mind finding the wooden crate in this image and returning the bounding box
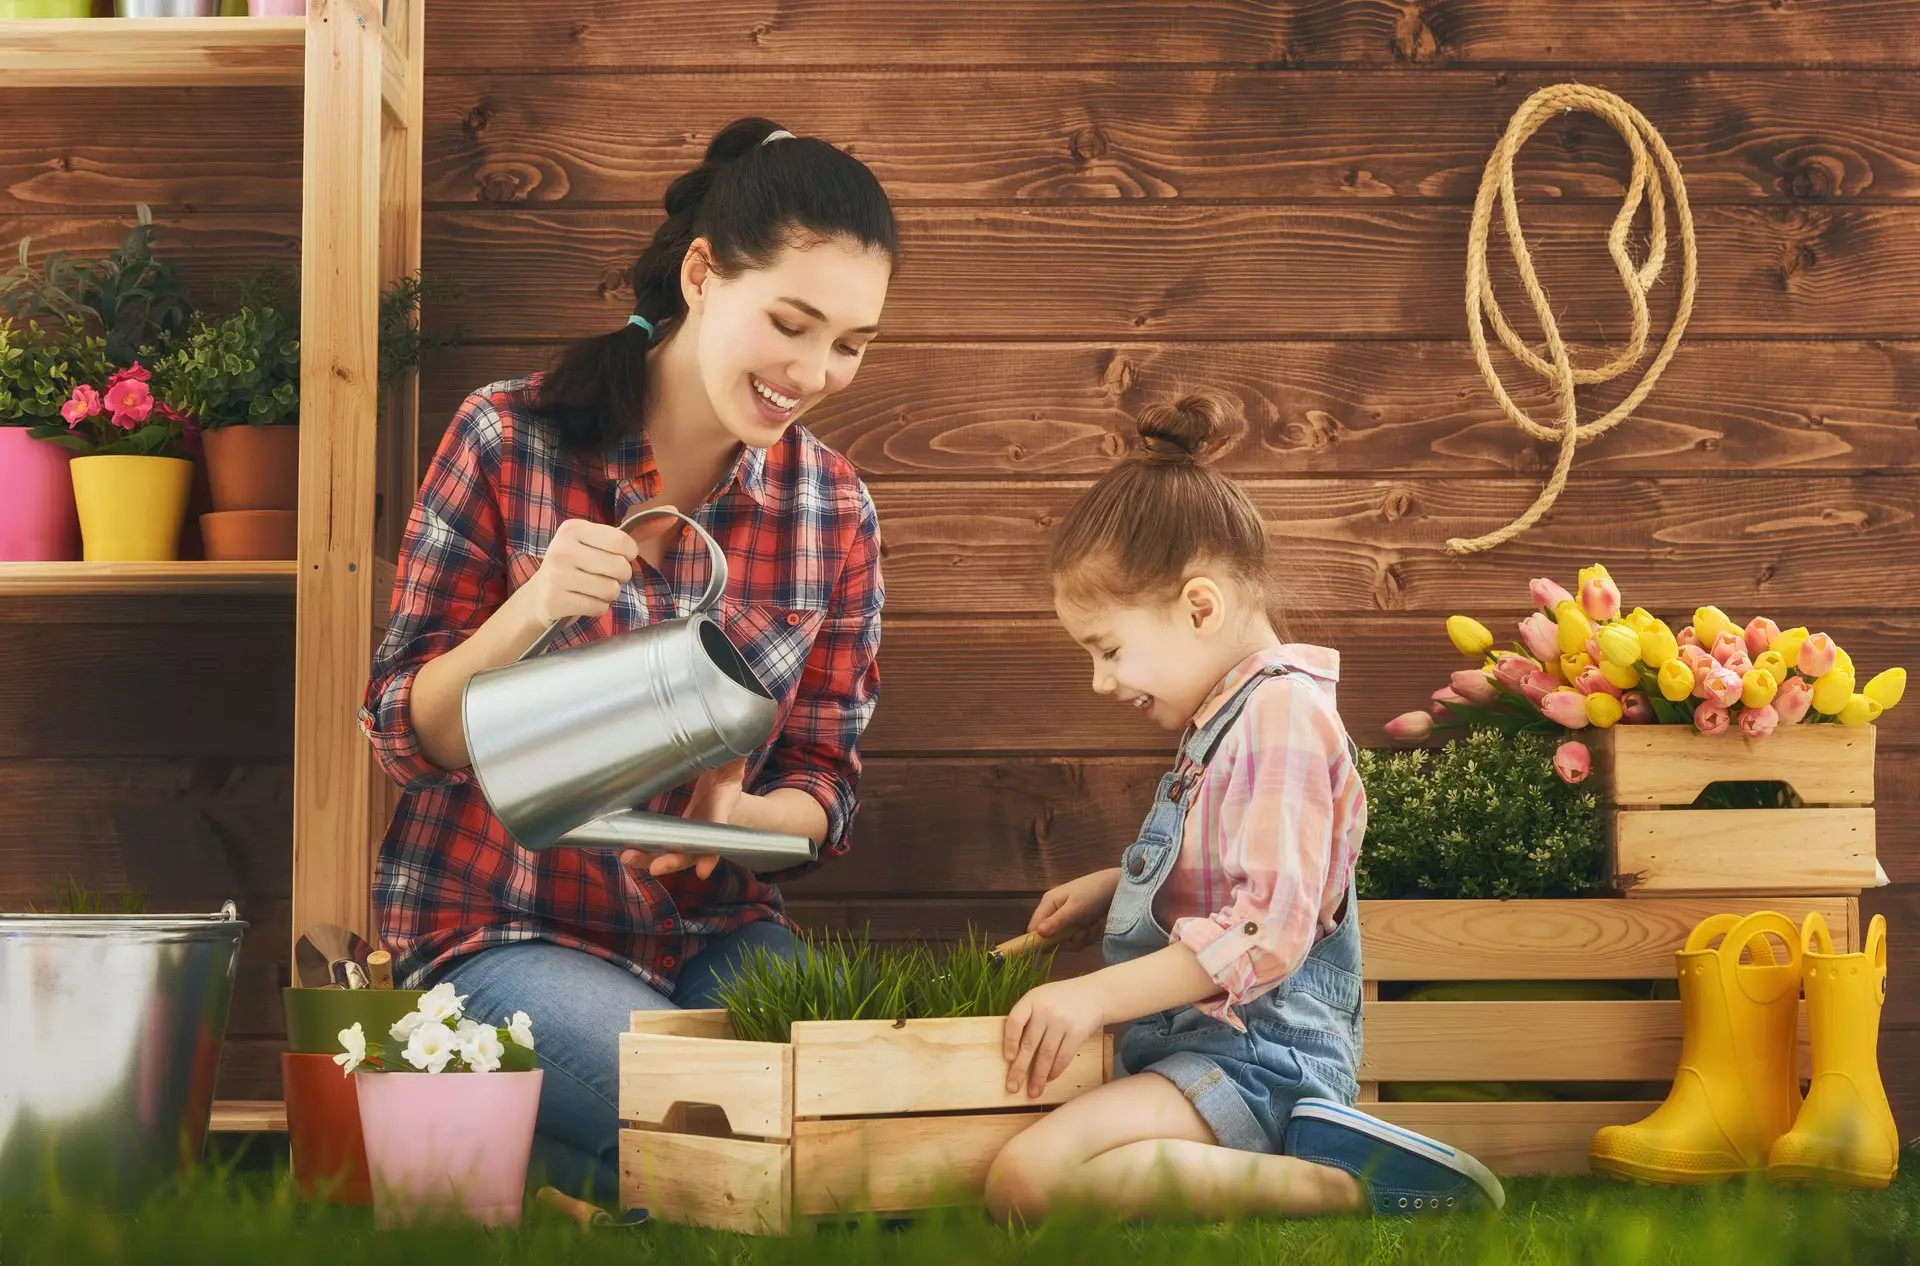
[1595,725,1877,897]
[1358,895,1858,1175]
[617,1009,1112,1233]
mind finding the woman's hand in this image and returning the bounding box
[1027,867,1122,951]
[620,758,746,882]
[517,517,649,630]
[1004,977,1109,1098]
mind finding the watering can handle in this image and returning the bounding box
[518,506,729,661]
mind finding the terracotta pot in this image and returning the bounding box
[200,509,298,561]
[200,424,299,512]
[355,1069,543,1227]
[0,429,80,561]
[68,455,193,562]
[283,1053,372,1204]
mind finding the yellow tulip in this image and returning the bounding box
[1586,692,1624,728]
[1559,652,1595,684]
[1834,645,1854,678]
[1865,667,1907,711]
[1578,563,1614,591]
[1623,607,1657,634]
[1600,660,1641,690]
[1447,615,1493,658]
[1838,693,1883,727]
[1754,650,1789,683]
[1770,626,1809,666]
[1693,606,1735,649]
[1741,668,1778,709]
[1657,658,1695,702]
[1639,621,1680,668]
[1812,668,1856,716]
[1597,624,1642,668]
[1555,601,1595,656]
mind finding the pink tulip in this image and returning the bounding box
[1575,666,1623,699]
[1722,648,1753,678]
[1450,669,1501,705]
[1385,711,1434,742]
[1797,633,1838,678]
[1492,654,1536,693]
[1621,691,1655,724]
[1530,578,1575,612]
[1579,576,1622,622]
[1554,740,1592,785]
[1539,689,1591,729]
[1774,675,1815,724]
[1710,631,1746,665]
[1518,613,1560,664]
[1677,625,1699,649]
[1702,667,1744,709]
[1431,686,1467,717]
[1694,702,1731,735]
[60,384,102,426]
[1583,637,1602,665]
[1744,617,1781,659]
[1521,670,1558,706]
[1739,704,1780,739]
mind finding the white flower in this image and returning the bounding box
[333,1022,367,1076]
[403,1018,457,1073]
[457,1024,505,1074]
[415,981,467,1025]
[389,1010,425,1043]
[505,1011,534,1051]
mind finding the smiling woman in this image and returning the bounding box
[356,116,898,1199]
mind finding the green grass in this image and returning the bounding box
[714,930,1057,1043]
[6,1157,1920,1265]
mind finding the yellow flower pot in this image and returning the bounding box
[69,455,194,562]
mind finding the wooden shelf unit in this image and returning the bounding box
[0,3,425,1134]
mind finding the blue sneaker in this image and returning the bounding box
[1283,1098,1505,1215]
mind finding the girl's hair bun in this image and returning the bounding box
[1135,391,1237,465]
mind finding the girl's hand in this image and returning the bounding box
[1028,867,1122,951]
[519,517,649,629]
[620,758,747,882]
[1004,978,1108,1099]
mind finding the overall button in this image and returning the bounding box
[1127,853,1147,877]
[1243,920,1259,935]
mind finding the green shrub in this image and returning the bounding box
[161,304,300,430]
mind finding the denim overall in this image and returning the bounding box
[1104,665,1365,1154]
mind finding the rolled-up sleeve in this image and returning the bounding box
[1171,678,1343,1025]
[753,484,883,877]
[360,393,509,794]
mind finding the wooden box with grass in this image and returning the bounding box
[616,935,1111,1233]
[1594,725,1878,897]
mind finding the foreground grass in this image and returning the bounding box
[7,1157,1920,1265]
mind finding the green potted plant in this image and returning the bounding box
[0,316,88,561]
[0,205,195,370]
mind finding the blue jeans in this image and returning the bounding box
[432,921,799,1200]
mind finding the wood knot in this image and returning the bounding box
[479,168,533,204]
[1007,444,1028,463]
[1374,563,1407,611]
[1099,354,1136,397]
[595,266,632,301]
[749,21,772,44]
[1382,488,1416,521]
[568,20,590,40]
[462,104,492,138]
[1099,431,1126,459]
[1391,3,1442,64]
[1068,126,1110,165]
[1782,157,1840,201]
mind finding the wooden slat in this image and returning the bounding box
[211,1100,288,1133]
[617,1032,793,1140]
[0,561,296,595]
[863,476,1920,616]
[1604,725,1877,806]
[628,1008,735,1039]
[619,1129,789,1235]
[1357,897,1858,982]
[421,205,1920,342]
[215,1036,291,1102]
[1374,1102,1654,1177]
[426,0,1920,69]
[421,339,1920,480]
[790,1019,1106,1118]
[0,18,305,88]
[792,1113,1043,1217]
[1614,807,1878,895]
[425,69,1920,206]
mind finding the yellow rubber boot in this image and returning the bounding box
[1590,911,1803,1183]
[1768,913,1898,1189]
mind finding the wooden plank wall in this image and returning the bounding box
[3,1,1918,1124]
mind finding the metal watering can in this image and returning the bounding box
[462,507,818,867]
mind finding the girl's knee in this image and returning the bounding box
[985,1128,1060,1222]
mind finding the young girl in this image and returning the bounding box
[984,394,1504,1221]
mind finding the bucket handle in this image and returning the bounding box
[519,506,729,660]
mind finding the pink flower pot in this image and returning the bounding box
[353,1069,542,1228]
[247,0,304,13]
[0,428,80,561]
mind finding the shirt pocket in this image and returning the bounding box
[716,598,826,705]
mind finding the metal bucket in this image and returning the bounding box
[0,902,247,1207]
[114,0,222,15]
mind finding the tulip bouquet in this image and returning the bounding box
[333,982,536,1076]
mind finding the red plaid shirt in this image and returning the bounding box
[361,376,883,993]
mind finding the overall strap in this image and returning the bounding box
[1173,666,1360,801]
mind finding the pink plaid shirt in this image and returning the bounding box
[1156,643,1367,1026]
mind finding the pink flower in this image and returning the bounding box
[1450,669,1501,705]
[1431,685,1467,717]
[1744,617,1781,659]
[1579,576,1621,622]
[1518,613,1560,663]
[1584,637,1603,665]
[1677,625,1699,649]
[106,361,151,388]
[1710,631,1746,665]
[1621,691,1655,724]
[1702,667,1744,709]
[1575,666,1623,699]
[1522,670,1558,706]
[1797,632,1838,678]
[1694,702,1731,735]
[1384,711,1434,742]
[1539,689,1591,729]
[60,384,102,426]
[1722,648,1753,677]
[1530,578,1575,612]
[1739,704,1780,739]
[103,377,153,429]
[1492,654,1536,693]
[1554,740,1592,784]
[1774,675,1815,724]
